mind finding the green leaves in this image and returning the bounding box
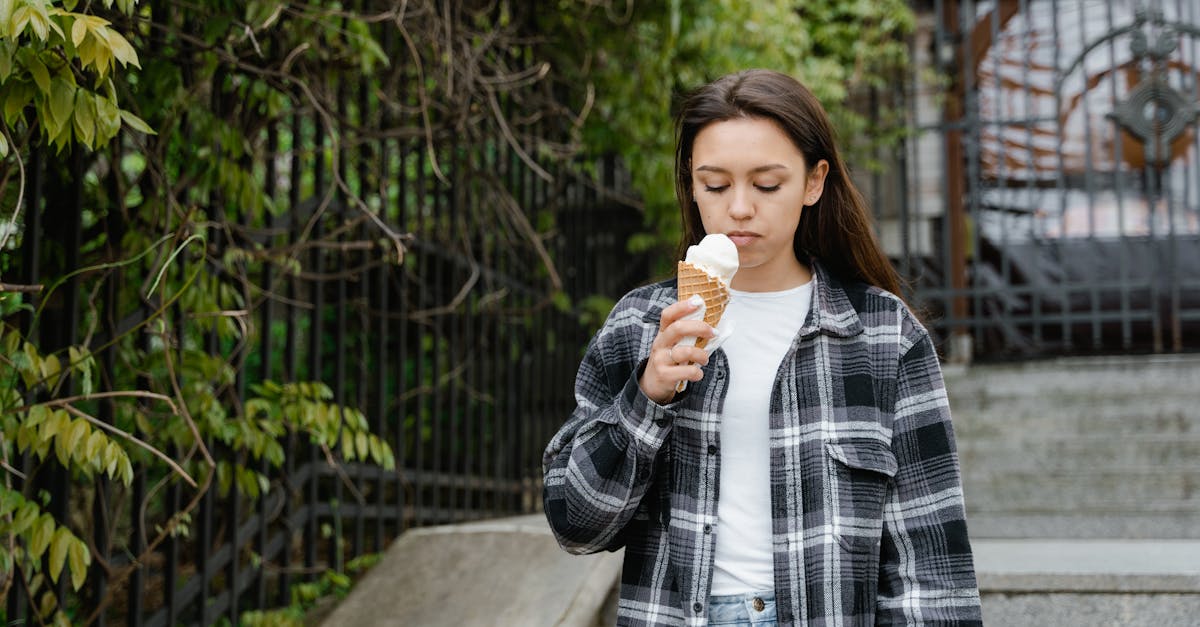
[14,405,134,484]
[0,2,152,151]
[543,0,916,264]
[249,381,396,472]
[0,486,92,592]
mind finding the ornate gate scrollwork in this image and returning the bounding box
[1102,8,1200,168]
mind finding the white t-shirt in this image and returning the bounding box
[710,280,814,595]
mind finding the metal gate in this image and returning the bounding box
[890,0,1200,359]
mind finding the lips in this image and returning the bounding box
[726,232,759,247]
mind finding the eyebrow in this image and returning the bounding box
[694,164,788,175]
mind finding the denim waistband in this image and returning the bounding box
[707,591,777,626]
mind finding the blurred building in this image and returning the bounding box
[868,0,1200,361]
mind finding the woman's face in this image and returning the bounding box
[691,116,828,291]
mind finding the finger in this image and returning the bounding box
[659,319,715,347]
[649,350,704,384]
[662,342,709,366]
[672,346,710,367]
[669,363,705,382]
[659,298,701,329]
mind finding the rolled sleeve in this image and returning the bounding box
[543,306,675,555]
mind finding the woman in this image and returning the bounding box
[543,69,981,626]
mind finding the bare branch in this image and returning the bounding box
[0,282,43,293]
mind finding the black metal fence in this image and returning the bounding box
[878,0,1200,359]
[4,25,647,627]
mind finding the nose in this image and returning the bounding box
[728,187,754,220]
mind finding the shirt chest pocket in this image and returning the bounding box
[824,438,898,553]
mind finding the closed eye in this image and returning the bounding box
[756,184,780,193]
[704,185,729,193]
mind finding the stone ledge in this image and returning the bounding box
[975,539,1200,593]
[321,514,621,627]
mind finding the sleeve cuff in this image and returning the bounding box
[614,358,677,451]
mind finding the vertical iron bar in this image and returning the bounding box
[368,51,388,552]
[462,144,476,518]
[91,155,128,625]
[989,2,1010,354]
[1070,0,1103,349]
[255,122,278,613]
[1105,0,1133,349]
[1185,0,1200,349]
[129,302,149,626]
[502,110,519,515]
[961,0,982,357]
[332,69,349,573]
[432,147,445,524]
[307,106,326,575]
[197,73,222,625]
[393,67,410,532]
[280,109,302,602]
[1051,0,1070,352]
[446,146,461,521]
[414,138,427,526]
[47,150,83,611]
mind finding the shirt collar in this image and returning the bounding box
[800,258,864,339]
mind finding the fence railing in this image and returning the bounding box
[4,11,647,626]
[6,139,643,627]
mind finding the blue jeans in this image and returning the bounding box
[706,591,777,626]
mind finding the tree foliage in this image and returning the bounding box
[0,0,400,622]
[539,0,916,261]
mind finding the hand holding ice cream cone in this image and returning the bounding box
[673,234,738,392]
[637,234,738,404]
[638,298,715,404]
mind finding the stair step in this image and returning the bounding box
[975,539,1200,625]
[944,355,1200,401]
[950,402,1197,439]
[958,436,1200,471]
[963,470,1200,509]
[968,512,1200,539]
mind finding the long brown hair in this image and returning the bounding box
[674,69,902,296]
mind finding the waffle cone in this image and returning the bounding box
[677,261,729,350]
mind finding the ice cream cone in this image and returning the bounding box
[677,260,730,351]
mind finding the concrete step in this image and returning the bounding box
[950,402,1197,439]
[944,355,1200,401]
[968,511,1200,539]
[975,539,1200,626]
[958,436,1200,472]
[963,469,1200,510]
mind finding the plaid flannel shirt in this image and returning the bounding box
[543,260,982,626]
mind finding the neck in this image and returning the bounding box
[730,258,812,292]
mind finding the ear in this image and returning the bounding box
[803,160,830,206]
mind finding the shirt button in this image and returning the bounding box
[693,602,703,613]
[752,597,765,612]
[654,418,668,427]
[703,524,712,534]
[707,444,717,455]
